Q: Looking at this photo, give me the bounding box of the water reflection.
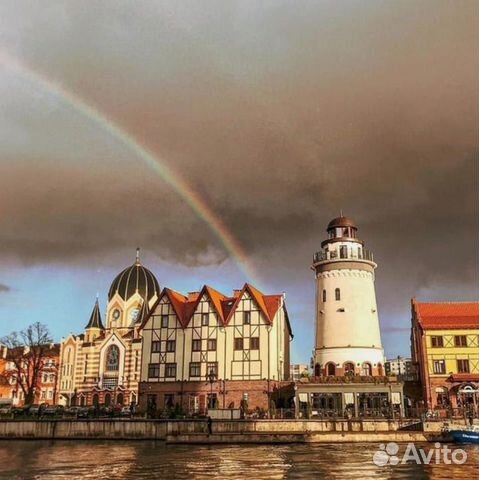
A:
[0,441,477,479]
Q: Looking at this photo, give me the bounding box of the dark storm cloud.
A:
[0,0,477,307]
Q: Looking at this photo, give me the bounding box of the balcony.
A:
[313,248,374,264]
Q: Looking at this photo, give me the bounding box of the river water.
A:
[0,441,477,479]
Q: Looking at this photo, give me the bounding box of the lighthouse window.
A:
[322,290,326,302]
[335,288,341,301]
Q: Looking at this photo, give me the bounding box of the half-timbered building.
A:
[139,283,293,414]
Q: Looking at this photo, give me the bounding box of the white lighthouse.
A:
[312,216,385,377]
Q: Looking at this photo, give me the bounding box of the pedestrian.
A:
[207,416,213,435]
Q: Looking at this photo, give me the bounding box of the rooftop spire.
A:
[85,297,104,330]
[135,247,141,265]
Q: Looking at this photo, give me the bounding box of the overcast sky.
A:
[0,1,477,362]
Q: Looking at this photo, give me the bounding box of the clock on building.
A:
[112,309,121,321]
[129,308,141,323]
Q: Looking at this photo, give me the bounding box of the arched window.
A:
[104,393,111,407]
[361,362,372,376]
[314,364,321,377]
[105,345,120,372]
[335,288,341,301]
[93,394,99,407]
[322,289,327,302]
[344,362,355,375]
[326,363,336,376]
[377,363,383,376]
[117,393,124,406]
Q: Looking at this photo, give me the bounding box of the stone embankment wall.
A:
[0,419,452,441]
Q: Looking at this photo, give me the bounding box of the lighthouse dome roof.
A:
[327,216,357,230]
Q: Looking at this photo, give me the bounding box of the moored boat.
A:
[448,426,479,444]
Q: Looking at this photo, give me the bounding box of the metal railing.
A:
[313,248,374,264]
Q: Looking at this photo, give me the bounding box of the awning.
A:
[344,392,354,405]
[391,392,401,405]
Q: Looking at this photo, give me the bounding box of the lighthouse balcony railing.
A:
[313,249,374,264]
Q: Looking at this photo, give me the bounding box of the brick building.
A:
[0,343,59,406]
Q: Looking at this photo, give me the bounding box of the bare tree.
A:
[1,322,53,405]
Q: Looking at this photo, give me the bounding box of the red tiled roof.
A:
[447,374,479,383]
[263,294,283,320]
[413,299,479,330]
[164,288,189,328]
[142,283,291,335]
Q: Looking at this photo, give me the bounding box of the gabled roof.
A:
[163,288,190,328]
[85,298,104,330]
[140,283,291,334]
[203,285,227,324]
[412,298,479,330]
[224,283,278,325]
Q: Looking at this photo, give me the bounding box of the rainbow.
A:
[0,49,258,283]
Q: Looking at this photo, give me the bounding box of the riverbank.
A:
[0,418,464,443]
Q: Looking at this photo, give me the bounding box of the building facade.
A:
[139,283,293,415]
[0,345,12,405]
[296,216,403,418]
[385,357,418,381]
[290,364,310,382]
[411,299,479,414]
[0,343,59,406]
[57,250,160,407]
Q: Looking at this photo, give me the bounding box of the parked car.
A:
[120,406,132,418]
[98,406,113,417]
[65,406,81,416]
[43,405,65,416]
[27,404,41,415]
[0,406,12,416]
[76,407,89,418]
[12,405,30,417]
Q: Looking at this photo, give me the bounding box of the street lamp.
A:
[207,369,217,410]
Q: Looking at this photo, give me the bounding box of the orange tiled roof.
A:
[413,299,479,330]
[144,283,291,334]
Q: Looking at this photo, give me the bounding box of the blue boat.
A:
[448,426,479,444]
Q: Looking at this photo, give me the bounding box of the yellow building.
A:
[411,299,479,415]
[57,250,160,407]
